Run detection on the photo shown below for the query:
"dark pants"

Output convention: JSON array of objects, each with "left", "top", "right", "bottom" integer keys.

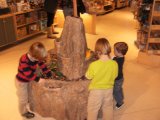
[
  {"left": 113, "top": 78, "right": 124, "bottom": 104},
  {"left": 47, "top": 11, "right": 56, "bottom": 27}
]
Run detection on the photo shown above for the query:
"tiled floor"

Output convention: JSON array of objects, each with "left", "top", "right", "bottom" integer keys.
[{"left": 0, "top": 8, "right": 160, "bottom": 120}]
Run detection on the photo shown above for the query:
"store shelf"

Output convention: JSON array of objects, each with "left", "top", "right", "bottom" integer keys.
[
  {"left": 14, "top": 9, "right": 35, "bottom": 15},
  {"left": 0, "top": 13, "right": 13, "bottom": 18},
  {"left": 17, "top": 23, "right": 26, "bottom": 28},
  {"left": 146, "top": 0, "right": 160, "bottom": 54},
  {"left": 17, "top": 21, "right": 39, "bottom": 28},
  {"left": 17, "top": 31, "right": 42, "bottom": 41},
  {"left": 150, "top": 25, "right": 160, "bottom": 30},
  {"left": 148, "top": 38, "right": 160, "bottom": 43},
  {"left": 14, "top": 8, "right": 47, "bottom": 41},
  {"left": 153, "top": 11, "right": 160, "bottom": 16},
  {"left": 136, "top": 0, "right": 160, "bottom": 64},
  {"left": 147, "top": 50, "right": 160, "bottom": 54},
  {"left": 14, "top": 8, "right": 41, "bottom": 15}
]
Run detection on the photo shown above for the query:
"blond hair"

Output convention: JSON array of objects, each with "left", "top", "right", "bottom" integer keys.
[
  {"left": 95, "top": 38, "right": 111, "bottom": 57},
  {"left": 29, "top": 42, "right": 47, "bottom": 60},
  {"left": 114, "top": 42, "right": 128, "bottom": 55}
]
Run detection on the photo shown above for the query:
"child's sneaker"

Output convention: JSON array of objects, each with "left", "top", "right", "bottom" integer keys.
[
  {"left": 22, "top": 111, "right": 35, "bottom": 119},
  {"left": 115, "top": 103, "right": 124, "bottom": 109}
]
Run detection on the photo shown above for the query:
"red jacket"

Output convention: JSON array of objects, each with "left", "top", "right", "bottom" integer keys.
[{"left": 16, "top": 54, "right": 52, "bottom": 82}]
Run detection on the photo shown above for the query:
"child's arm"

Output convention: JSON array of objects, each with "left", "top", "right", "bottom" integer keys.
[{"left": 38, "top": 62, "right": 52, "bottom": 78}]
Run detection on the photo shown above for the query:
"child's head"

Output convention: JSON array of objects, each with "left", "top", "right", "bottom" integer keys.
[
  {"left": 95, "top": 38, "right": 111, "bottom": 58},
  {"left": 29, "top": 42, "right": 47, "bottom": 61},
  {"left": 114, "top": 42, "right": 128, "bottom": 57}
]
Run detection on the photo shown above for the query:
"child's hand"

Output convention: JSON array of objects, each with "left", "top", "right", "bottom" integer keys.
[{"left": 38, "top": 78, "right": 46, "bottom": 84}]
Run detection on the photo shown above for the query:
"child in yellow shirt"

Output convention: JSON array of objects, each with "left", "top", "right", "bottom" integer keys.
[{"left": 86, "top": 38, "right": 118, "bottom": 120}]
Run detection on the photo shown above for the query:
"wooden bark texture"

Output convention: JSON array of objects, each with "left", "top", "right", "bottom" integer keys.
[
  {"left": 56, "top": 16, "right": 87, "bottom": 80},
  {"left": 29, "top": 80, "right": 90, "bottom": 120}
]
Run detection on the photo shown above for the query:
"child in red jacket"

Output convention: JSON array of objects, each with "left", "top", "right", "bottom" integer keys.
[{"left": 15, "top": 42, "right": 52, "bottom": 119}]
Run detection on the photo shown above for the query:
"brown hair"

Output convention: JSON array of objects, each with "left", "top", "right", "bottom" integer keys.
[
  {"left": 29, "top": 42, "right": 47, "bottom": 60},
  {"left": 95, "top": 38, "right": 111, "bottom": 57},
  {"left": 114, "top": 42, "right": 128, "bottom": 55}
]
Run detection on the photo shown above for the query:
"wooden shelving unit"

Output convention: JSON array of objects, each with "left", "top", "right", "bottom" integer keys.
[
  {"left": 0, "top": 14, "right": 16, "bottom": 47},
  {"left": 17, "top": 31, "right": 42, "bottom": 41},
  {"left": 14, "top": 9, "right": 47, "bottom": 40},
  {"left": 0, "top": 8, "right": 48, "bottom": 48},
  {"left": 136, "top": 0, "right": 160, "bottom": 54},
  {"left": 136, "top": 0, "right": 160, "bottom": 67},
  {"left": 146, "top": 0, "right": 160, "bottom": 54}
]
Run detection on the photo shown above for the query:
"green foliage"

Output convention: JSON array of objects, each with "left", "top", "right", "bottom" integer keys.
[{"left": 48, "top": 56, "right": 66, "bottom": 80}]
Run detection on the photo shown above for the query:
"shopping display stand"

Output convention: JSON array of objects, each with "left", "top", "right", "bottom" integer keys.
[
  {"left": 137, "top": 0, "right": 160, "bottom": 67},
  {"left": 0, "top": 7, "right": 47, "bottom": 48}
]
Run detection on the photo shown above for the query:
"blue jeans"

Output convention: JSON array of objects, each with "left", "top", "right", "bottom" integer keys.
[{"left": 113, "top": 78, "right": 124, "bottom": 104}]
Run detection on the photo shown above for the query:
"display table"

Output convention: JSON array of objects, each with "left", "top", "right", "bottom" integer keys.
[{"left": 55, "top": 10, "right": 96, "bottom": 34}]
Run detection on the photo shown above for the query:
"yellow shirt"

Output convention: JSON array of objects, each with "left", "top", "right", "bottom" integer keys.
[{"left": 86, "top": 59, "right": 118, "bottom": 90}]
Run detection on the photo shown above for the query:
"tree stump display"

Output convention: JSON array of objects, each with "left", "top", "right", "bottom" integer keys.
[
  {"left": 29, "top": 80, "right": 90, "bottom": 120},
  {"left": 58, "top": 16, "right": 87, "bottom": 80},
  {"left": 29, "top": 48, "right": 95, "bottom": 119},
  {"left": 29, "top": 12, "right": 96, "bottom": 119}
]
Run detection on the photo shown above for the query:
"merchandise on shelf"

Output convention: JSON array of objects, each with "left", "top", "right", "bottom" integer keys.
[
  {"left": 0, "top": 0, "right": 8, "bottom": 8},
  {"left": 150, "top": 30, "right": 160, "bottom": 38},
  {"left": 17, "top": 27, "right": 27, "bottom": 39},
  {"left": 40, "top": 20, "right": 47, "bottom": 31},
  {"left": 137, "top": 4, "right": 151, "bottom": 25},
  {"left": 154, "top": 1, "right": 160, "bottom": 11},
  {"left": 6, "top": 0, "right": 45, "bottom": 13},
  {"left": 16, "top": 14, "right": 26, "bottom": 26},
  {"left": 148, "top": 43, "right": 160, "bottom": 50},
  {"left": 26, "top": 11, "right": 38, "bottom": 23},
  {"left": 28, "top": 23, "right": 40, "bottom": 34},
  {"left": 29, "top": 0, "right": 44, "bottom": 9},
  {"left": 137, "top": 30, "right": 148, "bottom": 44},
  {"left": 16, "top": 1, "right": 30, "bottom": 12},
  {"left": 38, "top": 10, "right": 47, "bottom": 19},
  {"left": 83, "top": 0, "right": 114, "bottom": 14},
  {"left": 152, "top": 16, "right": 160, "bottom": 25},
  {"left": 0, "top": 0, "right": 10, "bottom": 15}
]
